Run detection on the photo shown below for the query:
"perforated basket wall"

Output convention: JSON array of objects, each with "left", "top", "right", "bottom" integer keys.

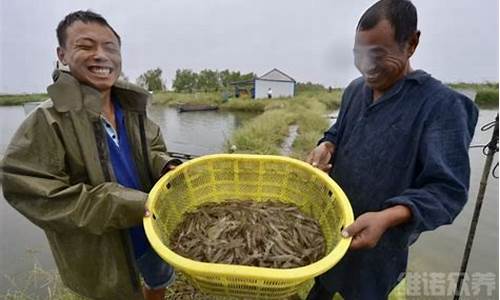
[{"left": 144, "top": 154, "right": 353, "bottom": 299}]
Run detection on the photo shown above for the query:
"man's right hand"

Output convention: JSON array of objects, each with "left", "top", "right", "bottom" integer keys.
[{"left": 306, "top": 141, "right": 335, "bottom": 173}]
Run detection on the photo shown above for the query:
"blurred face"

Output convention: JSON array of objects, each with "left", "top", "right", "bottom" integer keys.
[
  {"left": 354, "top": 19, "right": 417, "bottom": 92},
  {"left": 57, "top": 21, "right": 121, "bottom": 92}
]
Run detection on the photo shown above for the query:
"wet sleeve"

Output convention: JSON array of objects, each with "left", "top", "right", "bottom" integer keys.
[
  {"left": 383, "top": 95, "right": 479, "bottom": 238},
  {"left": 1, "top": 109, "right": 147, "bottom": 235}
]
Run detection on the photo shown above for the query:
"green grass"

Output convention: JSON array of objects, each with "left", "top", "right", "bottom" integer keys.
[
  {"left": 153, "top": 91, "right": 292, "bottom": 113},
  {"left": 0, "top": 94, "right": 48, "bottom": 106},
  {"left": 2, "top": 258, "right": 213, "bottom": 300},
  {"left": 447, "top": 82, "right": 498, "bottom": 90},
  {"left": 1, "top": 82, "right": 495, "bottom": 109},
  {"left": 153, "top": 90, "right": 342, "bottom": 157},
  {"left": 448, "top": 82, "right": 498, "bottom": 107},
  {"left": 290, "top": 111, "right": 330, "bottom": 160},
  {"left": 152, "top": 91, "right": 222, "bottom": 106},
  {"left": 151, "top": 84, "right": 495, "bottom": 112},
  {"left": 220, "top": 98, "right": 267, "bottom": 112},
  {"left": 227, "top": 90, "right": 341, "bottom": 157},
  {"left": 227, "top": 109, "right": 295, "bottom": 154},
  {"left": 1, "top": 253, "right": 84, "bottom": 300},
  {"left": 475, "top": 89, "right": 499, "bottom": 107}
]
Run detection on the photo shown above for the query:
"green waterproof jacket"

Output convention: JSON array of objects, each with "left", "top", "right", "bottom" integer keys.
[{"left": 1, "top": 71, "right": 175, "bottom": 300}]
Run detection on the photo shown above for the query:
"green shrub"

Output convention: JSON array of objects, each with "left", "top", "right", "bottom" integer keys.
[{"left": 475, "top": 89, "right": 499, "bottom": 107}]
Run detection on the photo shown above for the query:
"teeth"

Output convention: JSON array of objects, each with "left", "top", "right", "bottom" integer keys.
[{"left": 90, "top": 67, "right": 111, "bottom": 75}]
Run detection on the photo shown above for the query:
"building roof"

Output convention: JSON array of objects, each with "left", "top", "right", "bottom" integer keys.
[
  {"left": 257, "top": 68, "right": 296, "bottom": 83},
  {"left": 229, "top": 68, "right": 296, "bottom": 86}
]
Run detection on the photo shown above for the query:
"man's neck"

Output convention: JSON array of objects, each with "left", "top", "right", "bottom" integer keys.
[{"left": 101, "top": 90, "right": 116, "bottom": 129}]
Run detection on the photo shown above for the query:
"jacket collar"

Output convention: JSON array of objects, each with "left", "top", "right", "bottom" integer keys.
[
  {"left": 362, "top": 70, "right": 431, "bottom": 107},
  {"left": 405, "top": 69, "right": 430, "bottom": 85},
  {"left": 47, "top": 70, "right": 150, "bottom": 113}
]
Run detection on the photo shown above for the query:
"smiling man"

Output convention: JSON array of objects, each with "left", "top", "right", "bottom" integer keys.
[
  {"left": 2, "top": 11, "right": 180, "bottom": 300},
  {"left": 306, "top": 1, "right": 478, "bottom": 299}
]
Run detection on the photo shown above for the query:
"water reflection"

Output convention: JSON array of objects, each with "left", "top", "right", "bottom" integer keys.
[{"left": 147, "top": 105, "right": 254, "bottom": 156}]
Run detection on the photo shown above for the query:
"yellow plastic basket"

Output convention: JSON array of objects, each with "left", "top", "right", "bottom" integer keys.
[{"left": 144, "top": 154, "right": 353, "bottom": 299}]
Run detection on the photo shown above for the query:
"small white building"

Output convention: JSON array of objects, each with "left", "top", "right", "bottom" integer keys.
[{"left": 254, "top": 68, "right": 296, "bottom": 99}]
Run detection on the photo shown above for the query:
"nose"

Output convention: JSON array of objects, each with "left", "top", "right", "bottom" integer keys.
[
  {"left": 92, "top": 45, "right": 108, "bottom": 62},
  {"left": 356, "top": 55, "right": 376, "bottom": 74},
  {"left": 357, "top": 58, "right": 377, "bottom": 77},
  {"left": 363, "top": 61, "right": 377, "bottom": 74}
]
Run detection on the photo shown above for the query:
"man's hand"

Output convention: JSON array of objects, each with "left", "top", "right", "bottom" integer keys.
[
  {"left": 145, "top": 162, "right": 180, "bottom": 217},
  {"left": 341, "top": 211, "right": 389, "bottom": 250},
  {"left": 306, "top": 141, "right": 335, "bottom": 173},
  {"left": 160, "top": 159, "right": 182, "bottom": 177},
  {"left": 342, "top": 205, "right": 412, "bottom": 250}
]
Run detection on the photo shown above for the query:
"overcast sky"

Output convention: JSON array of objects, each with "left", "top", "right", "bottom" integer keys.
[{"left": 1, "top": 0, "right": 498, "bottom": 93}]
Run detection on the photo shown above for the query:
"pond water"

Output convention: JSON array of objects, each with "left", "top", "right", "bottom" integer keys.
[{"left": 0, "top": 106, "right": 497, "bottom": 299}]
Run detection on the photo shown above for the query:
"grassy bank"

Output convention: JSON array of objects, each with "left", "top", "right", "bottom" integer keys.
[
  {"left": 2, "top": 256, "right": 84, "bottom": 300},
  {"left": 0, "top": 94, "right": 48, "bottom": 106},
  {"left": 153, "top": 91, "right": 273, "bottom": 113},
  {"left": 448, "top": 82, "right": 498, "bottom": 107},
  {"left": 226, "top": 90, "right": 341, "bottom": 157},
  {"left": 2, "top": 260, "right": 213, "bottom": 300},
  {"left": 1, "top": 81, "right": 496, "bottom": 109},
  {"left": 152, "top": 91, "right": 220, "bottom": 106}
]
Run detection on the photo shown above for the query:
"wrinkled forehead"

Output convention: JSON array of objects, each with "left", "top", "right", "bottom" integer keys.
[
  {"left": 65, "top": 21, "right": 119, "bottom": 45},
  {"left": 354, "top": 19, "right": 397, "bottom": 49}
]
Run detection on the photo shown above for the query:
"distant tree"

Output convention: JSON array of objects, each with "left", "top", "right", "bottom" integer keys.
[
  {"left": 172, "top": 68, "right": 256, "bottom": 92},
  {"left": 296, "top": 81, "right": 327, "bottom": 92},
  {"left": 218, "top": 69, "right": 231, "bottom": 87},
  {"left": 136, "top": 68, "right": 166, "bottom": 91},
  {"left": 219, "top": 70, "right": 255, "bottom": 88},
  {"left": 239, "top": 72, "right": 255, "bottom": 81},
  {"left": 172, "top": 69, "right": 198, "bottom": 92},
  {"left": 197, "top": 69, "right": 220, "bottom": 92}
]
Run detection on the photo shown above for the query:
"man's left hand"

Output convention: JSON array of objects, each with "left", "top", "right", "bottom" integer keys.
[
  {"left": 341, "top": 205, "right": 412, "bottom": 250},
  {"left": 341, "top": 211, "right": 389, "bottom": 250},
  {"left": 160, "top": 159, "right": 182, "bottom": 176}
]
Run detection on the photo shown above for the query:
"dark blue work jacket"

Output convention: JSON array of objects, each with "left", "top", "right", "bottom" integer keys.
[{"left": 317, "top": 70, "right": 479, "bottom": 299}]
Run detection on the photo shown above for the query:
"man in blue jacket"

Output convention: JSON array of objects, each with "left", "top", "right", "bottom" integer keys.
[{"left": 306, "top": 0, "right": 479, "bottom": 299}]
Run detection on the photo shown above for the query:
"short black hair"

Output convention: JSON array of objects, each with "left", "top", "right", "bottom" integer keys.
[
  {"left": 357, "top": 0, "right": 417, "bottom": 46},
  {"left": 56, "top": 10, "right": 121, "bottom": 47}
]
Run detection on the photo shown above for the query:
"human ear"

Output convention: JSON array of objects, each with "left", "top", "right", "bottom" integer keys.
[
  {"left": 56, "top": 47, "right": 67, "bottom": 65},
  {"left": 407, "top": 30, "right": 421, "bottom": 58}
]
